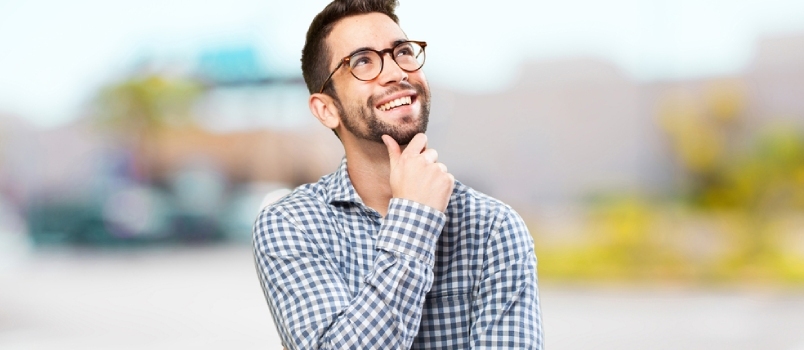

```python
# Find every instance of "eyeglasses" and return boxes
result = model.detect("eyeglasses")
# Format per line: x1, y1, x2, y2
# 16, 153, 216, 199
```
318, 40, 427, 94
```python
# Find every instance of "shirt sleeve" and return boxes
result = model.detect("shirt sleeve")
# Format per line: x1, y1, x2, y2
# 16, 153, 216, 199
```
470, 208, 544, 349
253, 198, 446, 350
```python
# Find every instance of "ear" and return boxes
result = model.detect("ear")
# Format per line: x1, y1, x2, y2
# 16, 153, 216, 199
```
309, 93, 341, 130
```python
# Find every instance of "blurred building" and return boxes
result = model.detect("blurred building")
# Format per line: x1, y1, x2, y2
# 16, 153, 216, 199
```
428, 34, 804, 217
1, 33, 803, 239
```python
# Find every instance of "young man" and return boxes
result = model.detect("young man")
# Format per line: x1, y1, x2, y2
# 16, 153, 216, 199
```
253, 0, 543, 349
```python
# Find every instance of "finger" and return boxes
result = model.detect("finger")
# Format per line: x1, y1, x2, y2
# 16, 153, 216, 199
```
422, 149, 438, 163
437, 162, 447, 173
382, 135, 401, 164
402, 133, 428, 157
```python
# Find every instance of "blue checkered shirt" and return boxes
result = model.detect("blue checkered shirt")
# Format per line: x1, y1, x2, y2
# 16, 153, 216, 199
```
253, 159, 543, 349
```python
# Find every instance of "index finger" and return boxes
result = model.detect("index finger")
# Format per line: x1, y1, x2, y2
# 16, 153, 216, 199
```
402, 133, 428, 157
382, 134, 401, 164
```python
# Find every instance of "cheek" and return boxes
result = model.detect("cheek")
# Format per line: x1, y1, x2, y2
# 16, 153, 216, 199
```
409, 70, 428, 84
414, 70, 427, 80
338, 81, 375, 107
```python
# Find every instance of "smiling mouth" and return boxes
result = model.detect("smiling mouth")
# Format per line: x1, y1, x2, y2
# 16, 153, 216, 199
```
377, 96, 413, 112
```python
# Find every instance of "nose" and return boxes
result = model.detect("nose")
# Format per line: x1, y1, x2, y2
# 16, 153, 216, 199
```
377, 51, 408, 85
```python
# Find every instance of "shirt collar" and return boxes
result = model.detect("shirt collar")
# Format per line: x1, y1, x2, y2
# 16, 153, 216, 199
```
327, 157, 363, 205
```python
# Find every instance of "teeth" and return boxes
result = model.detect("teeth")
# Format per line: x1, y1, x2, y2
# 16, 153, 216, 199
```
378, 96, 412, 111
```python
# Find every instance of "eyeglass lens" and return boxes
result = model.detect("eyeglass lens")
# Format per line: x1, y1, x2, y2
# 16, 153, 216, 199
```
349, 42, 425, 81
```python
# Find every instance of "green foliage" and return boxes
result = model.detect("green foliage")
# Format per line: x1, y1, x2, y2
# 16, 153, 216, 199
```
535, 82, 804, 285
697, 126, 804, 212
94, 75, 204, 131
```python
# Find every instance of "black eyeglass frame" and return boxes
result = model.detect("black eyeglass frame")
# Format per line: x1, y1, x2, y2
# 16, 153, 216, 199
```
317, 40, 427, 94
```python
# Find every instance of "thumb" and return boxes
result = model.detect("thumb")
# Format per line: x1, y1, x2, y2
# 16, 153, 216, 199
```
382, 135, 401, 164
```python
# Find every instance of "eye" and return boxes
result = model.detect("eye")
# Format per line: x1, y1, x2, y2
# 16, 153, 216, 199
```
395, 45, 414, 57
350, 51, 375, 68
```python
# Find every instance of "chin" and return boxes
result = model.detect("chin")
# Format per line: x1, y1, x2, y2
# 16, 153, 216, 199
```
387, 125, 425, 145
392, 134, 416, 146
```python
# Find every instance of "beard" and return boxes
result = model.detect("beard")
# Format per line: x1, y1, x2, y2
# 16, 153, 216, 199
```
333, 81, 430, 146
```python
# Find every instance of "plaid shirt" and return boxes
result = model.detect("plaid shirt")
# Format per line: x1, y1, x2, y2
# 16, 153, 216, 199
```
253, 159, 543, 349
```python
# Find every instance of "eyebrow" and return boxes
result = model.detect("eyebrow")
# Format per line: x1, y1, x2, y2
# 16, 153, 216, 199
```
344, 39, 408, 57
346, 46, 373, 57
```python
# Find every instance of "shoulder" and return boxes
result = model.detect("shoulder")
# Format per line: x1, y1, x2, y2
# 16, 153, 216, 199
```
448, 180, 533, 259
252, 181, 341, 260
257, 183, 328, 225
448, 180, 525, 229
253, 173, 337, 238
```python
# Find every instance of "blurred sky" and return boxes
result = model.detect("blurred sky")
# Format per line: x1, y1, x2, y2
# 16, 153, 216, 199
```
1, 0, 804, 128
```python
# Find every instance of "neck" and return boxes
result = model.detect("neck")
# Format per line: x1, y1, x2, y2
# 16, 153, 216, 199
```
343, 137, 394, 217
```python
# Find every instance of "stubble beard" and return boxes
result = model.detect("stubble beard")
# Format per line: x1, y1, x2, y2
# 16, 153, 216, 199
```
334, 81, 430, 146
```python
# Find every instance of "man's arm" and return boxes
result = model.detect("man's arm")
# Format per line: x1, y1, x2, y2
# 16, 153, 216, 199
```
255, 134, 453, 349
254, 198, 446, 350
470, 208, 544, 349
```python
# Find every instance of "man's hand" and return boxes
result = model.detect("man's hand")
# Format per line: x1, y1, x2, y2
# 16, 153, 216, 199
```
382, 133, 455, 213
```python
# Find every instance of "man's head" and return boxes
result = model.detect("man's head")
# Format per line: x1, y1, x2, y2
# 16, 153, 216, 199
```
302, 0, 431, 146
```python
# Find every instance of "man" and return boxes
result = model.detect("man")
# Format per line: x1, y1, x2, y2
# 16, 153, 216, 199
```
253, 0, 543, 348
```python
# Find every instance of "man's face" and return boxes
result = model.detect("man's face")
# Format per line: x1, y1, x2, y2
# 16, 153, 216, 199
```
326, 12, 430, 145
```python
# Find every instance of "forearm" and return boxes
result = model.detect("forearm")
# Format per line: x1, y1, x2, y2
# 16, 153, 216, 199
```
317, 252, 434, 349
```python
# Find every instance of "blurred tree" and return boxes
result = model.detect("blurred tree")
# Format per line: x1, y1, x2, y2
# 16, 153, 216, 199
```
658, 81, 804, 281
93, 74, 204, 180
658, 81, 745, 208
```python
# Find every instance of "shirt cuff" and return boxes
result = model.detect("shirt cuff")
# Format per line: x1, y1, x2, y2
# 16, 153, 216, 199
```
375, 198, 447, 266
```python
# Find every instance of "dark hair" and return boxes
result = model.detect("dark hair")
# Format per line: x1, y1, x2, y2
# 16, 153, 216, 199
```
301, 0, 400, 95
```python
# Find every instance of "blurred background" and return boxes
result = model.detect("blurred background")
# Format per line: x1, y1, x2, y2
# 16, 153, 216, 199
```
3, 0, 804, 348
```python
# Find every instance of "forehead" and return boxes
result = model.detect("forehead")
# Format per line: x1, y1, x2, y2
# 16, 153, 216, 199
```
327, 12, 407, 61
